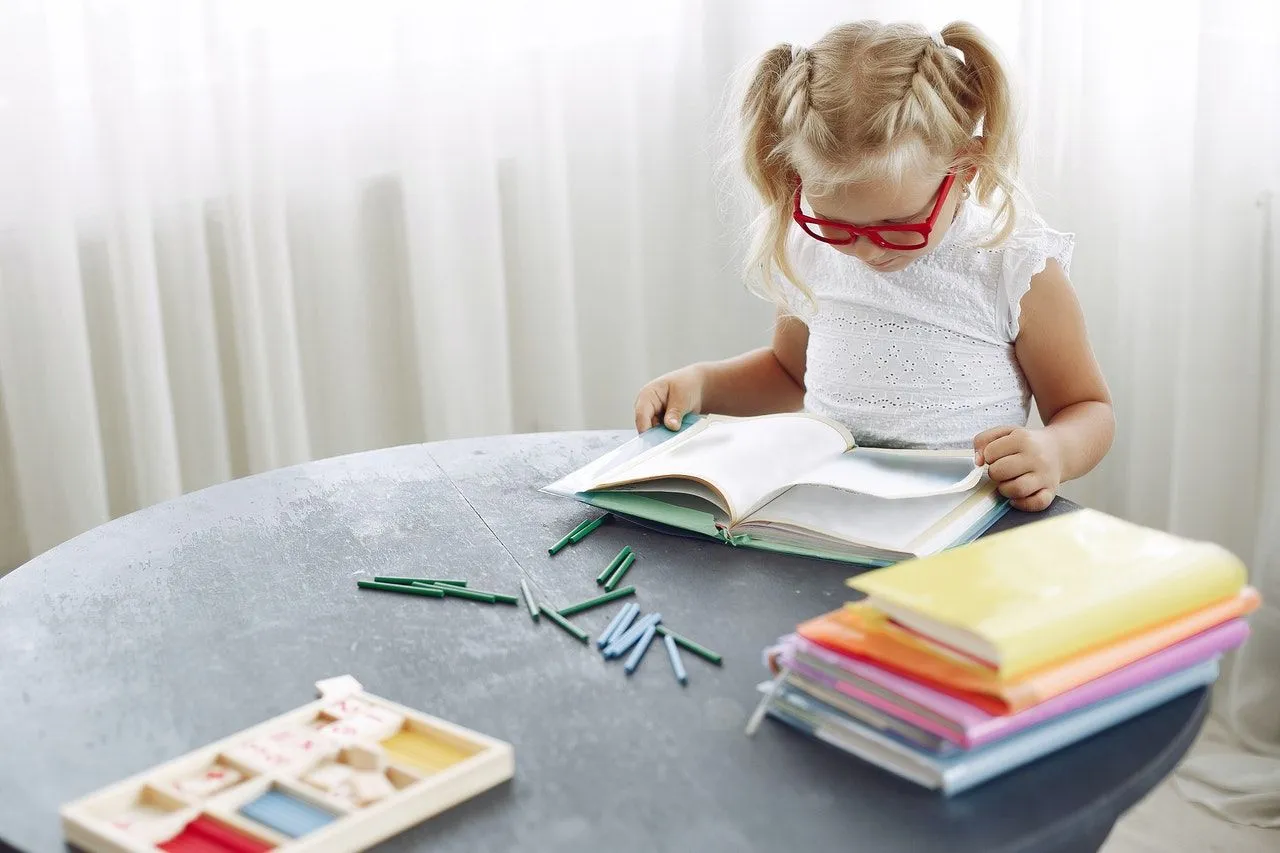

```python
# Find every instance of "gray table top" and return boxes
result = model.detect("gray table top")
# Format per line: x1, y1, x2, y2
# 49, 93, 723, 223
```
0, 431, 1206, 853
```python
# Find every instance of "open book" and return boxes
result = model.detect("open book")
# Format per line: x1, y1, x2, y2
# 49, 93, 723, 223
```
545, 413, 1007, 565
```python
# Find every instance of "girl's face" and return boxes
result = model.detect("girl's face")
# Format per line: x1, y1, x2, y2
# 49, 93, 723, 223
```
802, 169, 964, 274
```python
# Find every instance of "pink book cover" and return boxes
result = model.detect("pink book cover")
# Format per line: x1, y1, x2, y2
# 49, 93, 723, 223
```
778, 618, 1249, 749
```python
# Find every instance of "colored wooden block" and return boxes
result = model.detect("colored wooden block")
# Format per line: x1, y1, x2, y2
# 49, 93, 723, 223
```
343, 744, 385, 772
174, 764, 243, 799
302, 762, 353, 793
350, 772, 396, 806
240, 788, 338, 838
158, 816, 273, 853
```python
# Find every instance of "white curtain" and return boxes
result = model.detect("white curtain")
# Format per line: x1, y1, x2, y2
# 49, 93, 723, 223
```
0, 0, 772, 570
1, 1, 1278, 812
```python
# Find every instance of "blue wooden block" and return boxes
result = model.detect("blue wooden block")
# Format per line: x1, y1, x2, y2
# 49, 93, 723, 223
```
240, 788, 337, 838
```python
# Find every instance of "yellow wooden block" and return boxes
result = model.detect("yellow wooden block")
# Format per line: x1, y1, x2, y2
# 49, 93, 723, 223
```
380, 731, 471, 775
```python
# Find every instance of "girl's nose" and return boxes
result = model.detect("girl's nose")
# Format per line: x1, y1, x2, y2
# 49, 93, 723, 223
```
850, 237, 887, 264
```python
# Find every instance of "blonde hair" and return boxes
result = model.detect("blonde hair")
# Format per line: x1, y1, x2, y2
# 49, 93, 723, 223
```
739, 20, 1020, 306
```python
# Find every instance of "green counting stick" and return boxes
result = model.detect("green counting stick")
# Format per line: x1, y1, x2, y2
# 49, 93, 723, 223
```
373, 576, 466, 587
567, 514, 608, 544
549, 519, 593, 556
413, 583, 495, 603
656, 626, 723, 666
540, 606, 589, 643
557, 586, 636, 618
357, 580, 444, 597
596, 547, 632, 586
415, 583, 519, 605
603, 552, 636, 592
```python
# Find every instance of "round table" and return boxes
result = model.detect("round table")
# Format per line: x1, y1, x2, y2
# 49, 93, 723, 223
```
0, 432, 1206, 853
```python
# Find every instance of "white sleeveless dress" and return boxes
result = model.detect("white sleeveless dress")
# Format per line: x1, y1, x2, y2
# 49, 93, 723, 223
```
782, 202, 1074, 449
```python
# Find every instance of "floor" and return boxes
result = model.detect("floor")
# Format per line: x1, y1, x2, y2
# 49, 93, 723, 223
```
1101, 716, 1279, 853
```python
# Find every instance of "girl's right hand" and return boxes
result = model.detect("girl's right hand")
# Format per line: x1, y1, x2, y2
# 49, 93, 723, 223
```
634, 366, 706, 433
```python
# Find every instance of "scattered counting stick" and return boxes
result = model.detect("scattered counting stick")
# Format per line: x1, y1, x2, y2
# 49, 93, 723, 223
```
745, 668, 790, 736
596, 547, 632, 585
548, 519, 592, 555
519, 578, 539, 622
567, 514, 608, 544
549, 514, 608, 555
597, 602, 639, 649
539, 606, 589, 643
373, 577, 467, 587
557, 585, 636, 618
655, 625, 722, 667
624, 624, 659, 675
605, 613, 662, 659
414, 583, 495, 604
603, 552, 636, 592
357, 580, 444, 597
663, 633, 688, 686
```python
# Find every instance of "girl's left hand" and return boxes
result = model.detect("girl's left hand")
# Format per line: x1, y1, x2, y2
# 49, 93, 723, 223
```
973, 426, 1063, 512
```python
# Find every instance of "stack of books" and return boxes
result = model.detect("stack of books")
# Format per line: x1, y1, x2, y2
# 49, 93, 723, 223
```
755, 509, 1259, 795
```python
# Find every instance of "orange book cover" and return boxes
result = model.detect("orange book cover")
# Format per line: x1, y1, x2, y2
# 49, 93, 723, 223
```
796, 587, 1260, 714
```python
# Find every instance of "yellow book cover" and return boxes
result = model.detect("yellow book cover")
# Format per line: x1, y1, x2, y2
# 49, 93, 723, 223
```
846, 509, 1247, 679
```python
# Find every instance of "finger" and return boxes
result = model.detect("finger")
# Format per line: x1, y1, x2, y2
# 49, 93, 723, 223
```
988, 452, 1036, 483
981, 431, 1027, 464
997, 472, 1043, 500
1011, 489, 1054, 512
634, 386, 666, 433
973, 425, 1018, 463
663, 385, 695, 431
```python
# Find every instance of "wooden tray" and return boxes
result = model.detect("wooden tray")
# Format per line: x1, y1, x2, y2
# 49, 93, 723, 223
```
61, 676, 514, 853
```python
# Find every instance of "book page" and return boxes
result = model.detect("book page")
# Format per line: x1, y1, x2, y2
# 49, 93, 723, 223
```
787, 448, 983, 499
609, 480, 731, 524
588, 414, 851, 521
543, 415, 697, 497
741, 486, 974, 552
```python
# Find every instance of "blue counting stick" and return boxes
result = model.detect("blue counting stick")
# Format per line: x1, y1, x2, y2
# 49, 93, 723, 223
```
664, 633, 688, 686
624, 625, 658, 675
604, 613, 661, 659
597, 602, 639, 649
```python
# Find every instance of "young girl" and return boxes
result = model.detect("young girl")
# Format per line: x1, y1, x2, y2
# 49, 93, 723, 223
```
634, 20, 1113, 512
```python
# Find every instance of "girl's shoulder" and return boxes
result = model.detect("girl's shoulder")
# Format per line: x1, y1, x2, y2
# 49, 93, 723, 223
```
950, 203, 1075, 340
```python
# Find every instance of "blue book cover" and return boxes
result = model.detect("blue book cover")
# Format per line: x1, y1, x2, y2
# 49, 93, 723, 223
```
767, 658, 1219, 795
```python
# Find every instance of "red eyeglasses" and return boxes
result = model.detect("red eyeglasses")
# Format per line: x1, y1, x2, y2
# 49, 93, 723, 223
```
792, 172, 957, 250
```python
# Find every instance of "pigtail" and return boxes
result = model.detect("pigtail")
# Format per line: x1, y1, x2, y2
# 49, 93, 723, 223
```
741, 44, 814, 307
940, 21, 1021, 242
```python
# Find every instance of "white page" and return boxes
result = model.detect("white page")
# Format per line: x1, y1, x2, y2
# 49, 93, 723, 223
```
544, 424, 679, 496
590, 415, 850, 521
610, 480, 731, 520
740, 485, 972, 551
788, 449, 983, 499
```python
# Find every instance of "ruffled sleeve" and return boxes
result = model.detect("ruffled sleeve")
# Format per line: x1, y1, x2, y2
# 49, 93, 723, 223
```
998, 215, 1075, 341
